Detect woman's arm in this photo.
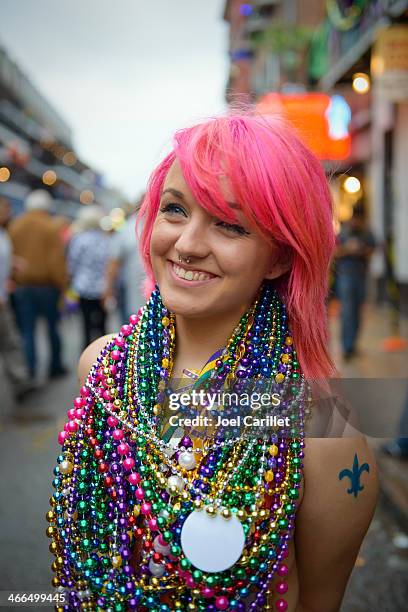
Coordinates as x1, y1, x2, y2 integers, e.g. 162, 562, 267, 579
295, 436, 379, 612
77, 334, 116, 386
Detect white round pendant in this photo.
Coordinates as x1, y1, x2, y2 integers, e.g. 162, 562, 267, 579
180, 509, 245, 572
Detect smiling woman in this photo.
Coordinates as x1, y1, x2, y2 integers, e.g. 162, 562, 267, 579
48, 111, 378, 612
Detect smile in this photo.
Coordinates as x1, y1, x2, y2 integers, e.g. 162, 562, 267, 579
168, 261, 219, 285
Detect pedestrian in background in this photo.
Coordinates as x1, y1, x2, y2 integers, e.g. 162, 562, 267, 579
68, 205, 110, 349
103, 203, 145, 322
8, 189, 67, 379
0, 197, 36, 401
335, 204, 376, 360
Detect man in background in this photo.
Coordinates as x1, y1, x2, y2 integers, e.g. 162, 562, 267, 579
103, 201, 145, 322
0, 197, 35, 401
9, 189, 68, 379
335, 205, 376, 360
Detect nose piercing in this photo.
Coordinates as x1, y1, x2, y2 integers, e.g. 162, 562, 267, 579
178, 254, 191, 264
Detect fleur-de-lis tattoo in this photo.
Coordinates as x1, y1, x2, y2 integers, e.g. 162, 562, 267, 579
338, 453, 370, 498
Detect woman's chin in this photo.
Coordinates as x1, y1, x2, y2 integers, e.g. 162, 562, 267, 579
159, 289, 210, 318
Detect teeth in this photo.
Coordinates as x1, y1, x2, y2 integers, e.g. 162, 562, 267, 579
173, 264, 212, 282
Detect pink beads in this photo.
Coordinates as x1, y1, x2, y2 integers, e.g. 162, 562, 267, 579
79, 386, 90, 397
67, 408, 76, 420
123, 457, 135, 471
117, 442, 130, 455
75, 408, 85, 419
102, 389, 111, 401
277, 563, 289, 577
109, 365, 117, 375
115, 336, 125, 348
185, 574, 196, 588
74, 397, 86, 408
148, 517, 158, 531
215, 596, 229, 610
58, 430, 69, 445
276, 581, 288, 594
275, 599, 288, 611
111, 350, 121, 361
135, 487, 145, 500
112, 429, 124, 441
201, 587, 215, 598
66, 420, 78, 433
107, 416, 118, 428
121, 324, 132, 336
129, 314, 139, 325
128, 472, 141, 486
141, 502, 152, 515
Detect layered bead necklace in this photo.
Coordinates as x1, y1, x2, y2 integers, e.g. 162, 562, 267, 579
47, 283, 306, 611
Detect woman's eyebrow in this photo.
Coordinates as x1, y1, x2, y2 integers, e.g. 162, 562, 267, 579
161, 188, 185, 201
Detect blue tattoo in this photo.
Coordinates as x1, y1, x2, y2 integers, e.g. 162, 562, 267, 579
338, 453, 370, 498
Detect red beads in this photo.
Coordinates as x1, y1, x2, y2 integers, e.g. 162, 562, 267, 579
275, 599, 288, 611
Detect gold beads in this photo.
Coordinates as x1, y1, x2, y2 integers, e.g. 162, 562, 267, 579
153, 404, 161, 415
161, 358, 169, 369
46, 526, 55, 538
236, 509, 247, 521
46, 510, 55, 523
205, 505, 217, 517
162, 316, 170, 327
275, 373, 285, 383
265, 470, 274, 482
281, 353, 291, 364
268, 445, 278, 457
285, 336, 293, 345
59, 460, 73, 475
49, 541, 58, 554
221, 507, 231, 520
112, 554, 122, 568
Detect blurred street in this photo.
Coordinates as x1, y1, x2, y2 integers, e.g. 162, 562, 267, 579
0, 304, 407, 611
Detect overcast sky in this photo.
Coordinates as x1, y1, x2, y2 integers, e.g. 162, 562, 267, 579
0, 0, 228, 199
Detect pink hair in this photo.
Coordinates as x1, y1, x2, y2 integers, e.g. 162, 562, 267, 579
137, 112, 336, 379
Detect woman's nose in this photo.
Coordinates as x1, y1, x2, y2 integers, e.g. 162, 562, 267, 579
174, 218, 210, 259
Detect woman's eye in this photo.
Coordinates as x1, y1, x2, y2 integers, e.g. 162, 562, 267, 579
217, 221, 250, 236
159, 203, 186, 216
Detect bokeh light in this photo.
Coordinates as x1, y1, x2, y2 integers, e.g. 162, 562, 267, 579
343, 176, 361, 194
80, 189, 95, 204
0, 167, 11, 182
352, 73, 370, 94
42, 170, 57, 185
239, 3, 253, 17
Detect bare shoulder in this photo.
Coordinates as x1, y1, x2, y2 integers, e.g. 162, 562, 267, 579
77, 334, 116, 386
295, 436, 379, 611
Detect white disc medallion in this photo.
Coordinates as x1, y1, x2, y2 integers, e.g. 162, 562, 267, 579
180, 509, 245, 572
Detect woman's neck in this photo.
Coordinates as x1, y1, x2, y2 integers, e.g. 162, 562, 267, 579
172, 307, 247, 377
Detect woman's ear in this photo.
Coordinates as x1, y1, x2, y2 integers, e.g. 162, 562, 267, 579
264, 250, 292, 280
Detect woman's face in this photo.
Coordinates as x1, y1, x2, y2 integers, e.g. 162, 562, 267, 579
150, 160, 286, 319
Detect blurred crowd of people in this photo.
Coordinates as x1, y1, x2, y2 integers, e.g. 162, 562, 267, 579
0, 189, 145, 405
1, 189, 407, 460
